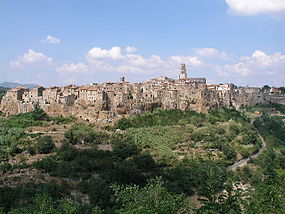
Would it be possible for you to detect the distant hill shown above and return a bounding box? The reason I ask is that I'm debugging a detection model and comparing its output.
[0,82,37,89]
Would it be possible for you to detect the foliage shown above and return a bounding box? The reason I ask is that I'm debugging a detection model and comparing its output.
[198,185,244,214]
[261,85,271,92]
[51,116,76,124]
[115,109,205,130]
[112,141,140,160]
[58,141,78,161]
[64,123,96,144]
[254,114,285,147]
[195,161,227,200]
[0,182,68,212]
[0,87,9,101]
[2,108,48,129]
[36,136,55,154]
[112,177,195,214]
[6,194,80,214]
[278,86,285,93]
[2,106,284,213]
[244,178,285,214]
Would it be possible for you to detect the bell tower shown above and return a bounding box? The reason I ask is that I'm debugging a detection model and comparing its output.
[179,64,187,80]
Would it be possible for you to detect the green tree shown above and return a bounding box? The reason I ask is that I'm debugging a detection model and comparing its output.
[112,177,195,214]
[91,206,104,214]
[64,123,95,144]
[7,194,80,214]
[112,141,139,160]
[36,136,55,154]
[57,198,80,214]
[278,86,285,93]
[58,141,77,161]
[245,179,285,214]
[195,161,227,201]
[31,105,49,121]
[261,85,271,92]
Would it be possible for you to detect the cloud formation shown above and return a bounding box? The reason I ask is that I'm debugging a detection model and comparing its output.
[87,47,123,60]
[10,49,54,68]
[7,46,285,86]
[225,0,285,16]
[194,48,231,60]
[56,63,88,74]
[126,46,138,53]
[86,46,206,75]
[217,50,285,77]
[41,35,61,44]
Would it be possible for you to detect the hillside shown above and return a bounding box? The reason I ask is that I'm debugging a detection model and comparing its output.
[0,82,36,89]
[0,105,284,213]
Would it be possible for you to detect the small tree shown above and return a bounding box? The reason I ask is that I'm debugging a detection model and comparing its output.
[261,85,271,93]
[36,136,55,154]
[64,123,95,144]
[32,104,49,121]
[112,177,195,214]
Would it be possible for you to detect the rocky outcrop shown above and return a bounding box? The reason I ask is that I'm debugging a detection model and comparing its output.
[2,65,281,122]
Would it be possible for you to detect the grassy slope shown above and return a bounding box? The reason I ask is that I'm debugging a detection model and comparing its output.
[1,106,284,213]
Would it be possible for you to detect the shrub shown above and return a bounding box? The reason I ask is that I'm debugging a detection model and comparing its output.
[27,146,36,155]
[112,141,140,160]
[34,156,57,173]
[58,141,77,161]
[0,162,12,173]
[64,123,95,144]
[36,136,55,154]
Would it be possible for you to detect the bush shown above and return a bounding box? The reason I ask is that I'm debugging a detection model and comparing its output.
[58,141,77,161]
[0,162,12,173]
[27,146,36,155]
[221,144,236,161]
[112,141,140,160]
[64,123,95,144]
[34,156,57,173]
[36,136,55,154]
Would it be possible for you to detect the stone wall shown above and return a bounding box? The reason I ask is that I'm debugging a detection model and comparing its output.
[2,66,283,122]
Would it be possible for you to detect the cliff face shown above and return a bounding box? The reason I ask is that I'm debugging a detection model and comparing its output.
[5,65,284,123]
[0,83,274,123]
[0,87,211,122]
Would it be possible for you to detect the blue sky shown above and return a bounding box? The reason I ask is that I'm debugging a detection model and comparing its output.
[1,0,285,87]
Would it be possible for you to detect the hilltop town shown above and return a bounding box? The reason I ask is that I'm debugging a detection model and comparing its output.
[1,64,284,122]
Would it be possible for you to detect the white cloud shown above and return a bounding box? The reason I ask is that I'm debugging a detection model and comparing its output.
[194,48,231,60]
[126,46,137,53]
[87,47,123,60]
[225,0,285,16]
[56,63,88,74]
[170,56,205,67]
[10,60,23,68]
[10,49,54,68]
[85,46,207,76]
[42,35,61,44]
[224,63,253,76]
[21,49,53,63]
[216,50,285,77]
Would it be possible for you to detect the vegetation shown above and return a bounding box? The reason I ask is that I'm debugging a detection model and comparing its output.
[112,177,195,214]
[0,105,284,213]
[0,87,9,102]
[35,136,55,154]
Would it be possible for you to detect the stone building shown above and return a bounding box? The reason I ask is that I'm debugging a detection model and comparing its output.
[1,64,282,122]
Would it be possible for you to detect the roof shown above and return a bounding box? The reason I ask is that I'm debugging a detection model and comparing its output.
[10,86,29,92]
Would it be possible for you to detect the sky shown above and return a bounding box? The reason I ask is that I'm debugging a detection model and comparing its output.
[1,0,285,87]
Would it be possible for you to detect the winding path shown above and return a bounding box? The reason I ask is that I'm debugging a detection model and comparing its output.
[228,118,266,170]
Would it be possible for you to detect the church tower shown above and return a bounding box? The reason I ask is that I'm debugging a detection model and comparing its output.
[179,64,187,80]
